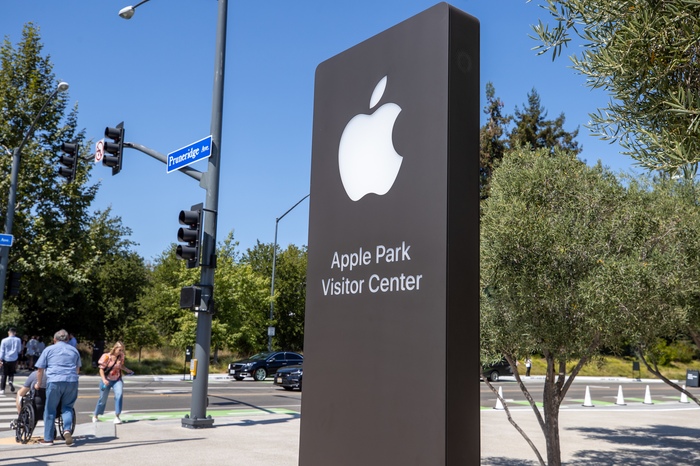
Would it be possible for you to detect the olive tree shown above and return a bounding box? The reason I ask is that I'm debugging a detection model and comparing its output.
[529,0,700,177]
[480,146,687,465]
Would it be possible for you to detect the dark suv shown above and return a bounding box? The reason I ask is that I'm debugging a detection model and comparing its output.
[481,359,513,382]
[229,351,303,381]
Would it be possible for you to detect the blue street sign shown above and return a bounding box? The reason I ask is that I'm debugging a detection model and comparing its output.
[166,135,212,174]
[0,234,13,247]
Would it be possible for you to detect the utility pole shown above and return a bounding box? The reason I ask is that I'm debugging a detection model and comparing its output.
[181,0,227,429]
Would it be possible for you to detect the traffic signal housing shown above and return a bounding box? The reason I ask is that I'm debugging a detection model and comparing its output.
[7,272,21,297]
[58,141,78,183]
[103,122,124,175]
[177,203,203,269]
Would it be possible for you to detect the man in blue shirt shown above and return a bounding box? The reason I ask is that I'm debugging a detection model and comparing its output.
[0,327,22,394]
[34,329,81,446]
[68,333,77,348]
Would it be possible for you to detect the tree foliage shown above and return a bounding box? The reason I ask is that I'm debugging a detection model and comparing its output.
[242,241,307,352]
[530,0,700,177]
[0,24,145,340]
[479,84,580,200]
[480,147,691,465]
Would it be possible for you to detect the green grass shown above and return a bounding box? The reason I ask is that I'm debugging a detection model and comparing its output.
[523,355,700,380]
[78,345,254,376]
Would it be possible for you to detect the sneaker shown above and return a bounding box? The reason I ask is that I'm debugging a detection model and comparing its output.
[39,440,54,446]
[0,390,4,395]
[92,416,98,423]
[63,431,73,446]
[114,417,122,424]
[9,383,14,393]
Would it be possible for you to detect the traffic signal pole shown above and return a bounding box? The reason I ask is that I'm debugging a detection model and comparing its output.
[181,0,227,429]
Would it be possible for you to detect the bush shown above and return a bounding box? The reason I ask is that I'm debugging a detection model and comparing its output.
[652,340,694,365]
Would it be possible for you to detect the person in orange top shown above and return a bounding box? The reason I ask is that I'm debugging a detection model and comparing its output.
[92,342,133,424]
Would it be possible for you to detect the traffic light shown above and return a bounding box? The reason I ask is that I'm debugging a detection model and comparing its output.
[177,203,203,268]
[58,141,78,183]
[103,122,124,175]
[7,272,21,297]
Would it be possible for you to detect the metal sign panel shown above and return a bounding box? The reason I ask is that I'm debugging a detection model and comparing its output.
[95,139,104,164]
[166,135,212,173]
[300,4,480,465]
[0,234,14,247]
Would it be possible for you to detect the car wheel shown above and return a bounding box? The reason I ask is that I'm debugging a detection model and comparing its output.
[253,368,267,381]
[234,376,244,381]
[489,371,499,382]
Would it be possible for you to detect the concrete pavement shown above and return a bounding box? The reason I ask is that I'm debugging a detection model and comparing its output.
[0,378,698,465]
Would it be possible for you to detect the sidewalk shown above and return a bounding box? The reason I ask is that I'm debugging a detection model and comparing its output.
[0,412,301,466]
[1,405,699,465]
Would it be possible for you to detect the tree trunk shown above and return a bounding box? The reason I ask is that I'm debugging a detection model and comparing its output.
[689,327,700,355]
[542,351,563,466]
[139,347,142,363]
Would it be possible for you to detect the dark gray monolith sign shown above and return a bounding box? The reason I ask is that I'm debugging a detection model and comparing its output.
[300,3,480,465]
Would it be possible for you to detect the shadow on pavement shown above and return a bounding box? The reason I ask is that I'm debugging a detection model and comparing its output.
[0,437,203,464]
[566,425,700,465]
[482,457,539,465]
[215,413,300,428]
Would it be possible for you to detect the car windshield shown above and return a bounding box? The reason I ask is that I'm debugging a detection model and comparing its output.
[248,352,274,361]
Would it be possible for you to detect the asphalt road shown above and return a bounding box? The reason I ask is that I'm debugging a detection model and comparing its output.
[480,378,700,409]
[2,373,698,434]
[0,374,302,433]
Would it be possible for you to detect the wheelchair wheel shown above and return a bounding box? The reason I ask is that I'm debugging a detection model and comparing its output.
[15,404,35,444]
[56,408,76,440]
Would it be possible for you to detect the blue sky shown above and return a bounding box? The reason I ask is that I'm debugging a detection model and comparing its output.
[1,1,634,263]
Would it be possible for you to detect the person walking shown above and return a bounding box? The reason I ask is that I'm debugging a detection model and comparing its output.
[35,336,45,359]
[93,341,133,424]
[18,335,28,370]
[68,333,77,348]
[34,329,81,446]
[26,336,37,370]
[525,358,532,377]
[0,328,22,394]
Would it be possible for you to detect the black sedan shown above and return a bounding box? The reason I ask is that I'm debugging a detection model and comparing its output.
[273,365,303,391]
[229,351,303,381]
[481,359,513,382]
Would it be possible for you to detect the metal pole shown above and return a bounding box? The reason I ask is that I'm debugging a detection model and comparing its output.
[269,220,279,352]
[268,194,309,352]
[182,0,227,429]
[0,87,62,320]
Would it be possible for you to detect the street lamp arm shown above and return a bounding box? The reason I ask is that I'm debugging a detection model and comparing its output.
[123,142,203,182]
[277,193,310,223]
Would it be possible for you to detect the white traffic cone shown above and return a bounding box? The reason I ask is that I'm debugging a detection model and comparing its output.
[643,385,653,404]
[583,386,594,407]
[680,385,689,404]
[494,386,505,410]
[615,385,626,405]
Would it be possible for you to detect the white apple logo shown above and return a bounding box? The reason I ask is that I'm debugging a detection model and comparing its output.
[338,76,403,201]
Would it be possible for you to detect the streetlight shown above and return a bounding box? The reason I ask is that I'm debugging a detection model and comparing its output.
[0,82,70,320]
[118,0,152,19]
[118,0,227,430]
[268,194,309,352]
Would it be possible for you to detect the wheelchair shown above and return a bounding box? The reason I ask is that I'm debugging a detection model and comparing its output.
[10,388,76,444]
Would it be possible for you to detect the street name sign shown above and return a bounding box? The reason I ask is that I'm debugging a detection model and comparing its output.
[166,135,212,173]
[0,234,14,247]
[300,4,480,465]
